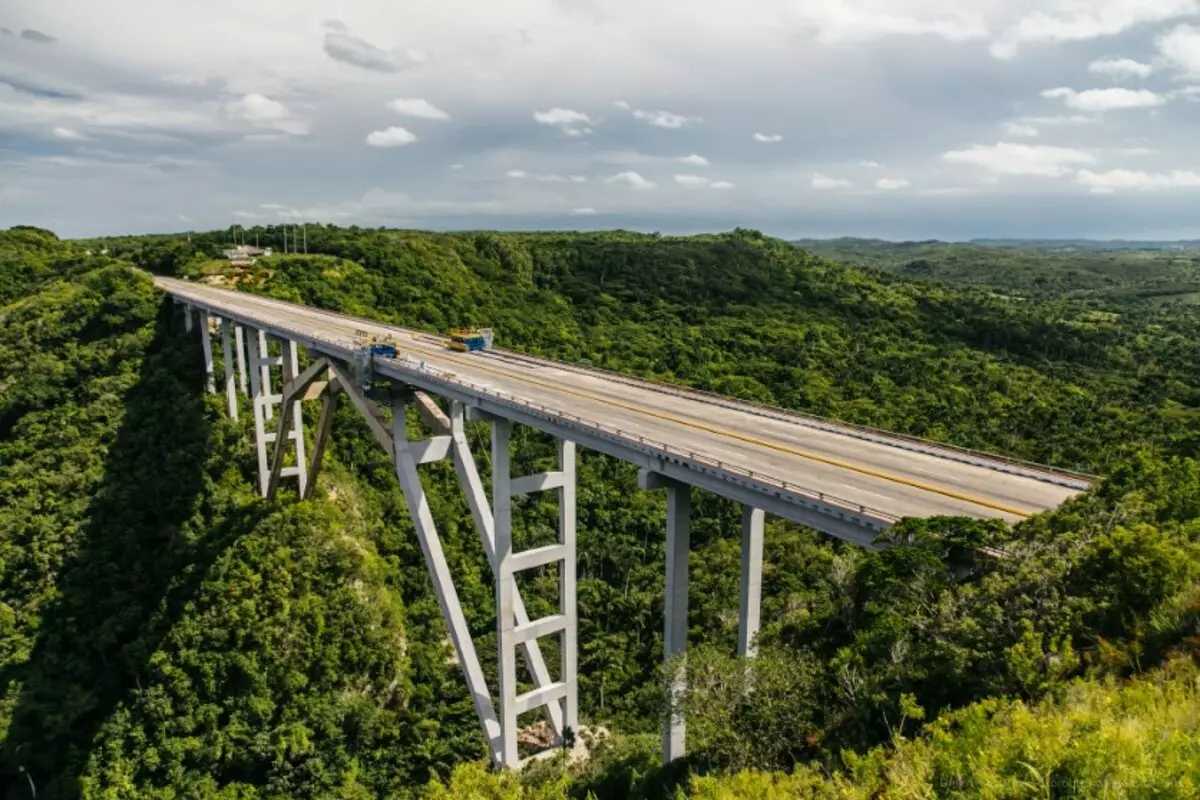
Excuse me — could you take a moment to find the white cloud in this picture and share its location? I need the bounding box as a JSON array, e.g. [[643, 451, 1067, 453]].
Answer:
[[677, 154, 710, 166], [449, 163, 464, 170], [322, 21, 424, 73], [1158, 24, 1200, 77], [876, 177, 911, 190], [859, 160, 883, 168], [386, 98, 449, 120], [992, 0, 1200, 58], [942, 142, 1096, 176], [632, 108, 699, 129], [162, 72, 209, 86], [812, 173, 853, 189], [533, 108, 595, 136], [571, 207, 597, 215], [709, 180, 734, 189], [754, 133, 784, 143], [1114, 146, 1156, 155], [605, 171, 656, 190], [613, 100, 630, 110], [1077, 168, 1200, 192], [1018, 114, 1099, 126], [52, 126, 86, 140], [795, 3, 986, 44], [1041, 86, 1167, 111], [506, 169, 528, 178], [1004, 122, 1039, 137], [365, 126, 417, 147], [675, 174, 710, 186], [569, 175, 587, 183], [1089, 57, 1155, 79], [224, 93, 307, 135]]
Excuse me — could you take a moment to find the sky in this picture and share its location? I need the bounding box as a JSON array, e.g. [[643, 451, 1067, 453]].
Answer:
[[2, 1, 1200, 240]]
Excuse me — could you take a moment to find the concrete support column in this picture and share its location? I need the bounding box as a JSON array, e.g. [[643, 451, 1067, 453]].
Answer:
[[492, 418, 519, 767], [198, 310, 215, 394], [183, 303, 193, 333], [246, 327, 271, 498], [220, 318, 239, 420], [559, 438, 579, 736], [234, 324, 249, 396], [257, 329, 274, 421], [392, 392, 503, 764], [663, 481, 690, 762], [281, 339, 308, 497], [738, 506, 765, 658]]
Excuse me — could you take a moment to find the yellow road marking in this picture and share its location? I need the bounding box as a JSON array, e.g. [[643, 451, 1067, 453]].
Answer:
[[178, 285, 1033, 518], [405, 343, 1034, 519]]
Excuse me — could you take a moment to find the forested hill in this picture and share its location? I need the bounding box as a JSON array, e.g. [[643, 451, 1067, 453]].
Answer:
[[794, 236, 1200, 304], [2, 225, 1199, 798]]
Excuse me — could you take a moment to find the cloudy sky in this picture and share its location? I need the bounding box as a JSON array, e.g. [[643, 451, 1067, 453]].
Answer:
[[3, 0, 1200, 240]]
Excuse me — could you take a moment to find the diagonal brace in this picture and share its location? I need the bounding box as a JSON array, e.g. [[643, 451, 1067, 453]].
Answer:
[[448, 401, 566, 738]]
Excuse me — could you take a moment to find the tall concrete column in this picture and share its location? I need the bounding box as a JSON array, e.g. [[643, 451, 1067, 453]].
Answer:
[[183, 303, 193, 333], [198, 310, 215, 394], [246, 328, 271, 497], [559, 438, 579, 735], [492, 418, 519, 767], [280, 339, 308, 497], [234, 324, 249, 396], [220, 317, 238, 420], [663, 481, 690, 762], [738, 506, 765, 657], [256, 329, 273, 421]]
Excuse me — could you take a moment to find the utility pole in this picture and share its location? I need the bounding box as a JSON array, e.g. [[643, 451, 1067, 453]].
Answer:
[[303, 223, 307, 254], [283, 225, 288, 254]]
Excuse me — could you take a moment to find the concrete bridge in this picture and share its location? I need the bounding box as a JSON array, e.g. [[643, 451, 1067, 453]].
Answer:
[[159, 276, 1091, 768]]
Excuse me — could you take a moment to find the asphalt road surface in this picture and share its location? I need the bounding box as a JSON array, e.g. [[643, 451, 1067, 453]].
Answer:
[[158, 277, 1088, 524]]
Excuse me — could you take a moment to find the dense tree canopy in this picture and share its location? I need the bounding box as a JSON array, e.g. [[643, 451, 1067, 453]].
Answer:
[[2, 225, 1198, 798]]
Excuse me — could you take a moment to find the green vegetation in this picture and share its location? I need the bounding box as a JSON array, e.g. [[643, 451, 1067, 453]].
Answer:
[[794, 237, 1200, 304], [3, 224, 1199, 798]]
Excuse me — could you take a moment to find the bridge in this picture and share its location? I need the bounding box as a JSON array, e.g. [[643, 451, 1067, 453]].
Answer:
[[158, 275, 1092, 768]]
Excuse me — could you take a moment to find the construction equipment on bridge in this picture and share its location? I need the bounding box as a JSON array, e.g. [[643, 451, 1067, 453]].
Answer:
[[449, 327, 494, 352], [352, 331, 401, 391]]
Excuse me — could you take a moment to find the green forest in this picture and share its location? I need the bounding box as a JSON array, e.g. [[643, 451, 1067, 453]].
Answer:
[[1, 223, 1198, 798], [794, 237, 1200, 305]]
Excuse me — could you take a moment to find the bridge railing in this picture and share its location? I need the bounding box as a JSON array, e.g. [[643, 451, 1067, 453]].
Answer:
[[189, 302, 901, 528], [389, 358, 903, 527], [200, 280, 1089, 488], [480, 349, 1097, 489]]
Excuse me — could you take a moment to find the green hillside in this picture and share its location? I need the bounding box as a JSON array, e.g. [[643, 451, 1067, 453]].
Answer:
[[794, 237, 1200, 304], [2, 225, 1199, 798]]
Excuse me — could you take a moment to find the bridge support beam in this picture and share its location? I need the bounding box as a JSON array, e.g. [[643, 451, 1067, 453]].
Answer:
[[198, 310, 215, 394], [391, 392, 503, 764], [449, 403, 568, 747], [246, 328, 307, 497], [492, 419, 579, 768], [738, 506, 764, 658], [263, 340, 310, 499], [220, 317, 238, 420], [183, 303, 193, 333], [303, 378, 340, 500], [234, 324, 249, 396], [639, 469, 690, 763]]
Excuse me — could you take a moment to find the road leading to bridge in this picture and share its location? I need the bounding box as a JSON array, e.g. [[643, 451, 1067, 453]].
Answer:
[[157, 276, 1090, 525]]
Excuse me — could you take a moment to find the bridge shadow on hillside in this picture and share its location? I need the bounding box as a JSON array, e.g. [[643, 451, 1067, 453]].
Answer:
[[0, 301, 258, 799]]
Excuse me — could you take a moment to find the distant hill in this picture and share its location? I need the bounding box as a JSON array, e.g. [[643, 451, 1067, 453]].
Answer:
[[793, 237, 1200, 303]]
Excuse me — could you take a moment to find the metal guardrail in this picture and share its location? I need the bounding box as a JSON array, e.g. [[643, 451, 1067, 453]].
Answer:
[[167, 287, 899, 527], [485, 349, 1098, 487], [215, 285, 1092, 488]]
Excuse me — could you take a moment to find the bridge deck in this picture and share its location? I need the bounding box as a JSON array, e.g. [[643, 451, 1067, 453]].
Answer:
[[157, 276, 1090, 535]]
